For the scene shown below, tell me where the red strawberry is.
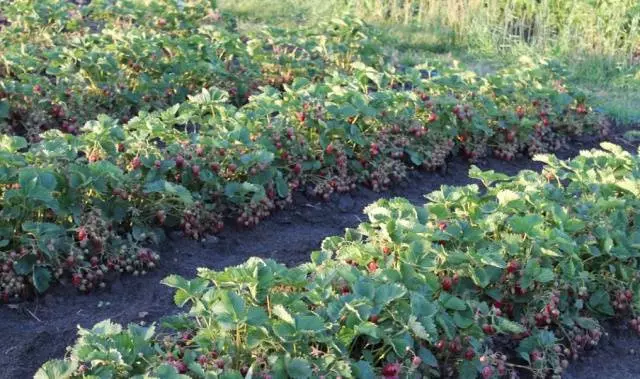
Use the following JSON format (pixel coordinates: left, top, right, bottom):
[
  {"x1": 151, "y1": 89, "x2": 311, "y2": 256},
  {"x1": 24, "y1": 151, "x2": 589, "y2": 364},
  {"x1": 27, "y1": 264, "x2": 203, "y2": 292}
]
[
  {"x1": 482, "y1": 366, "x2": 494, "y2": 379},
  {"x1": 191, "y1": 164, "x2": 201, "y2": 176},
  {"x1": 381, "y1": 363, "x2": 400, "y2": 378},
  {"x1": 131, "y1": 156, "x2": 142, "y2": 169},
  {"x1": 76, "y1": 227, "x2": 88, "y2": 241},
  {"x1": 72, "y1": 273, "x2": 82, "y2": 287},
  {"x1": 369, "y1": 314, "x2": 379, "y2": 323},
  {"x1": 175, "y1": 155, "x2": 185, "y2": 168},
  {"x1": 506, "y1": 260, "x2": 520, "y2": 273},
  {"x1": 325, "y1": 144, "x2": 334, "y2": 154},
  {"x1": 464, "y1": 348, "x2": 475, "y2": 360},
  {"x1": 482, "y1": 324, "x2": 495, "y2": 335},
  {"x1": 292, "y1": 163, "x2": 302, "y2": 175},
  {"x1": 367, "y1": 260, "x2": 378, "y2": 272},
  {"x1": 441, "y1": 276, "x2": 453, "y2": 292}
]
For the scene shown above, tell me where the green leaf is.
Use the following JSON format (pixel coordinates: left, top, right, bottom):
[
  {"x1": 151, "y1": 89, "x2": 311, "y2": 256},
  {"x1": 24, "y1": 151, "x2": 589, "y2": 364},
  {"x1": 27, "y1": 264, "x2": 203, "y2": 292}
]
[
  {"x1": 509, "y1": 214, "x2": 544, "y2": 235},
  {"x1": 374, "y1": 283, "x2": 406, "y2": 307},
  {"x1": 458, "y1": 360, "x2": 477, "y2": 379},
  {"x1": 408, "y1": 315, "x2": 431, "y2": 340},
  {"x1": 34, "y1": 359, "x2": 78, "y2": 379},
  {"x1": 295, "y1": 315, "x2": 325, "y2": 333},
  {"x1": 32, "y1": 266, "x2": 52, "y2": 293},
  {"x1": 496, "y1": 189, "x2": 520, "y2": 205},
  {"x1": 0, "y1": 100, "x2": 9, "y2": 119},
  {"x1": 496, "y1": 318, "x2": 526, "y2": 334},
  {"x1": 352, "y1": 360, "x2": 375, "y2": 379},
  {"x1": 286, "y1": 357, "x2": 312, "y2": 379},
  {"x1": 356, "y1": 322, "x2": 380, "y2": 338},
  {"x1": 273, "y1": 304, "x2": 295, "y2": 325},
  {"x1": 441, "y1": 294, "x2": 467, "y2": 311},
  {"x1": 418, "y1": 346, "x2": 439, "y2": 368},
  {"x1": 275, "y1": 171, "x2": 289, "y2": 197},
  {"x1": 588, "y1": 289, "x2": 615, "y2": 316},
  {"x1": 575, "y1": 317, "x2": 599, "y2": 330},
  {"x1": 536, "y1": 268, "x2": 555, "y2": 283}
]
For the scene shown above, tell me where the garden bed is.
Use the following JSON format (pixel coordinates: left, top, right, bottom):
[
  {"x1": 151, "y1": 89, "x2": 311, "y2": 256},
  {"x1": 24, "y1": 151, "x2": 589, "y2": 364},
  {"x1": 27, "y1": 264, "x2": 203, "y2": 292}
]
[{"x1": 2, "y1": 125, "x2": 637, "y2": 379}]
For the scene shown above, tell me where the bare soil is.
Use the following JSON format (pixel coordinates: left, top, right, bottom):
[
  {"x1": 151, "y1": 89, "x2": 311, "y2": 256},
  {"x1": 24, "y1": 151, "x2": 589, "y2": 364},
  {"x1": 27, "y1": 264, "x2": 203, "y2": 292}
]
[{"x1": 1, "y1": 126, "x2": 638, "y2": 379}]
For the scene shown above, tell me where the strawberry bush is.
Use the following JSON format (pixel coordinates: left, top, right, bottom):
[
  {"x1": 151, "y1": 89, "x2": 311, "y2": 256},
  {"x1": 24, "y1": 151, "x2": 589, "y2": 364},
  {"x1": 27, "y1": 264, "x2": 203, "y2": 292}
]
[
  {"x1": 0, "y1": 1, "x2": 612, "y2": 300},
  {"x1": 36, "y1": 143, "x2": 640, "y2": 378}
]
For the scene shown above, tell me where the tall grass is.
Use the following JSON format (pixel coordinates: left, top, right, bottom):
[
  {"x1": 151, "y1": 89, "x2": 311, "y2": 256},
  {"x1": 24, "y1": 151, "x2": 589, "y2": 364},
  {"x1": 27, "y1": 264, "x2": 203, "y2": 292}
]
[{"x1": 331, "y1": 0, "x2": 640, "y2": 60}]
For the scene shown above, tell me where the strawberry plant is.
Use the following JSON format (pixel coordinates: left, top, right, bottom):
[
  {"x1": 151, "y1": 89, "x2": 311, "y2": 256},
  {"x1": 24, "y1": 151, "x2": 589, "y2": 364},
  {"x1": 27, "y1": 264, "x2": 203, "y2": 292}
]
[{"x1": 37, "y1": 144, "x2": 640, "y2": 378}]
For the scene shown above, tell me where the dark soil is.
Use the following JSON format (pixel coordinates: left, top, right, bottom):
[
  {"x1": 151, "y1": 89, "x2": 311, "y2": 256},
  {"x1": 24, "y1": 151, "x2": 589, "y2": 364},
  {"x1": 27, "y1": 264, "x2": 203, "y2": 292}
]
[{"x1": 1, "y1": 126, "x2": 638, "y2": 379}]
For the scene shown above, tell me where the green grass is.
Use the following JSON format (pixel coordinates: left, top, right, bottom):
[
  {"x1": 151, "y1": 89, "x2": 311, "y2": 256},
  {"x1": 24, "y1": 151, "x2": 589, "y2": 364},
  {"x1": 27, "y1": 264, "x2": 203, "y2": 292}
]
[{"x1": 219, "y1": 0, "x2": 640, "y2": 123}]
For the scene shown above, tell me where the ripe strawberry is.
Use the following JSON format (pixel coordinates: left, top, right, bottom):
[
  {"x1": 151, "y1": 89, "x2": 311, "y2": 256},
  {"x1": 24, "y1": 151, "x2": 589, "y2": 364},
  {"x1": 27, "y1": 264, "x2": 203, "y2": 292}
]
[
  {"x1": 438, "y1": 221, "x2": 447, "y2": 231},
  {"x1": 117, "y1": 143, "x2": 125, "y2": 152},
  {"x1": 369, "y1": 143, "x2": 379, "y2": 156},
  {"x1": 227, "y1": 163, "x2": 237, "y2": 173},
  {"x1": 175, "y1": 155, "x2": 185, "y2": 168},
  {"x1": 325, "y1": 144, "x2": 335, "y2": 154},
  {"x1": 530, "y1": 350, "x2": 542, "y2": 362},
  {"x1": 131, "y1": 156, "x2": 142, "y2": 169},
  {"x1": 191, "y1": 164, "x2": 201, "y2": 176},
  {"x1": 210, "y1": 163, "x2": 220, "y2": 173},
  {"x1": 367, "y1": 260, "x2": 378, "y2": 272},
  {"x1": 292, "y1": 163, "x2": 302, "y2": 175},
  {"x1": 506, "y1": 260, "x2": 520, "y2": 273},
  {"x1": 448, "y1": 339, "x2": 461, "y2": 353},
  {"x1": 482, "y1": 366, "x2": 494, "y2": 379},
  {"x1": 441, "y1": 276, "x2": 453, "y2": 292},
  {"x1": 412, "y1": 355, "x2": 422, "y2": 366},
  {"x1": 435, "y1": 339, "x2": 447, "y2": 352},
  {"x1": 76, "y1": 227, "x2": 88, "y2": 241},
  {"x1": 72, "y1": 273, "x2": 82, "y2": 287},
  {"x1": 171, "y1": 360, "x2": 187, "y2": 374},
  {"x1": 464, "y1": 348, "x2": 475, "y2": 360},
  {"x1": 382, "y1": 246, "x2": 391, "y2": 255},
  {"x1": 295, "y1": 111, "x2": 305, "y2": 122},
  {"x1": 369, "y1": 314, "x2": 379, "y2": 323},
  {"x1": 482, "y1": 324, "x2": 495, "y2": 335},
  {"x1": 381, "y1": 363, "x2": 400, "y2": 378}
]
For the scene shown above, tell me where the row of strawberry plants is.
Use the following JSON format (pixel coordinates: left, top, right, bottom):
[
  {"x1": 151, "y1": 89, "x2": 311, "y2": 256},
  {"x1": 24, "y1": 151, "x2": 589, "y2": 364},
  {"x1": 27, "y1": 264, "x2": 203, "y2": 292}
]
[
  {"x1": 0, "y1": 54, "x2": 609, "y2": 301},
  {"x1": 0, "y1": 0, "x2": 381, "y2": 140},
  {"x1": 36, "y1": 143, "x2": 640, "y2": 379},
  {"x1": 0, "y1": 55, "x2": 608, "y2": 301}
]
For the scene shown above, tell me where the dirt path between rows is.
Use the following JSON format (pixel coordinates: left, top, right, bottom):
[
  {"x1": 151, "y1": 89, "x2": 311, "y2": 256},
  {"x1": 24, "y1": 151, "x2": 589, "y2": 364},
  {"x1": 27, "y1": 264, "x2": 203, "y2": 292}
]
[{"x1": 1, "y1": 127, "x2": 638, "y2": 379}]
